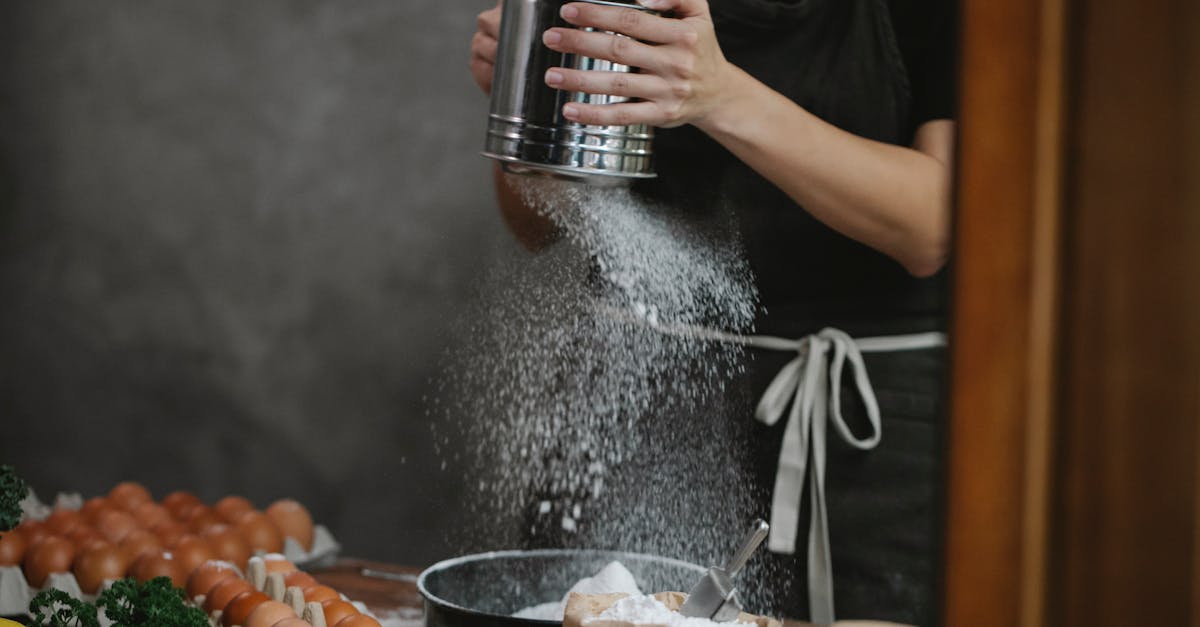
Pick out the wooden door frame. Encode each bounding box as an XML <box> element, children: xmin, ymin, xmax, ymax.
<box><xmin>941</xmin><ymin>0</ymin><xmax>1066</xmax><ymax>624</ymax></box>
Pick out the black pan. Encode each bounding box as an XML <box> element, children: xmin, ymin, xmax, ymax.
<box><xmin>418</xmin><ymin>549</ymin><xmax>706</xmax><ymax>627</ymax></box>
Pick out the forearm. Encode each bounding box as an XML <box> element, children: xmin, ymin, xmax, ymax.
<box><xmin>696</xmin><ymin>65</ymin><xmax>953</xmax><ymax>277</ymax></box>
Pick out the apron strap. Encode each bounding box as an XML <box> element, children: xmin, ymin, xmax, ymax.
<box><xmin>747</xmin><ymin>328</ymin><xmax>946</xmax><ymax>624</ymax></box>
<box><xmin>596</xmin><ymin>304</ymin><xmax>946</xmax><ymax>624</ymax></box>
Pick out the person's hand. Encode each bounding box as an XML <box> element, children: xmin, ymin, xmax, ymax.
<box><xmin>470</xmin><ymin>1</ymin><xmax>502</xmax><ymax>95</ymax></box>
<box><xmin>540</xmin><ymin>0</ymin><xmax>737</xmax><ymax>129</ymax></box>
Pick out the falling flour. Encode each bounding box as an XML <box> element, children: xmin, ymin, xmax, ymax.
<box><xmin>432</xmin><ymin>175</ymin><xmax>787</xmax><ymax>612</ymax></box>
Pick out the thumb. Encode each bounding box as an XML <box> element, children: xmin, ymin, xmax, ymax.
<box><xmin>637</xmin><ymin>0</ymin><xmax>710</xmax><ymax>19</ymax></box>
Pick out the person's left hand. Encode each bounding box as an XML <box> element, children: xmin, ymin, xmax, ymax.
<box><xmin>540</xmin><ymin>0</ymin><xmax>736</xmax><ymax>129</ymax></box>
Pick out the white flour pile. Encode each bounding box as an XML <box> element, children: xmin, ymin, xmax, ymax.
<box><xmin>433</xmin><ymin>176</ymin><xmax>786</xmax><ymax>611</ymax></box>
<box><xmin>514</xmin><ymin>561</ymin><xmax>642</xmax><ymax>620</ymax></box>
<box><xmin>586</xmin><ymin>595</ymin><xmax>751</xmax><ymax>627</ymax></box>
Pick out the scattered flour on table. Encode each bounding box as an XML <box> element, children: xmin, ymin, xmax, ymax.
<box><xmin>432</xmin><ymin>176</ymin><xmax>788</xmax><ymax>612</ymax></box>
<box><xmin>514</xmin><ymin>561</ymin><xmax>642</xmax><ymax>620</ymax></box>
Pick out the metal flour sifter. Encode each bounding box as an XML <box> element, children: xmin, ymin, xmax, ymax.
<box><xmin>483</xmin><ymin>0</ymin><xmax>658</xmax><ymax>185</ymax></box>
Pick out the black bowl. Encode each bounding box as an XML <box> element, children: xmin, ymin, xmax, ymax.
<box><xmin>418</xmin><ymin>549</ymin><xmax>706</xmax><ymax>627</ymax></box>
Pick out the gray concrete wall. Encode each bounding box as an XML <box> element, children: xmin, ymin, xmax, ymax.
<box><xmin>0</xmin><ymin>0</ymin><xmax>502</xmax><ymax>566</ymax></box>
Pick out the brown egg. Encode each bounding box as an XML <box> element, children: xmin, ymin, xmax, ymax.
<box><xmin>235</xmin><ymin>512</ymin><xmax>284</xmax><ymax>554</ymax></box>
<box><xmin>67</xmin><ymin>526</ymin><xmax>109</xmax><ymax>554</ymax></box>
<box><xmin>73</xmin><ymin>544</ymin><xmax>128</xmax><ymax>594</ymax></box>
<box><xmin>223</xmin><ymin>590</ymin><xmax>271</xmax><ymax>627</ymax></box>
<box><xmin>245</xmin><ymin>600</ymin><xmax>296</xmax><ymax>627</ymax></box>
<box><xmin>17</xmin><ymin>521</ymin><xmax>52</xmax><ymax>549</ymax></box>
<box><xmin>118</xmin><ymin>529</ymin><xmax>163</xmax><ymax>563</ymax></box>
<box><xmin>131</xmin><ymin>551</ymin><xmax>185</xmax><ymax>588</ymax></box>
<box><xmin>150</xmin><ymin>519</ymin><xmax>188</xmax><ymax>547</ymax></box>
<box><xmin>108</xmin><ymin>482</ymin><xmax>153</xmax><ymax>512</ymax></box>
<box><xmin>77</xmin><ymin>538</ymin><xmax>112</xmax><ymax>554</ymax></box>
<box><xmin>320</xmin><ymin>599</ymin><xmax>359</xmax><ymax>627</ymax></box>
<box><xmin>187</xmin><ymin>560</ymin><xmax>242</xmax><ymax>600</ymax></box>
<box><xmin>162</xmin><ymin>491</ymin><xmax>203</xmax><ymax>519</ymax></box>
<box><xmin>23</xmin><ymin>535</ymin><xmax>75</xmax><ymax>588</ymax></box>
<box><xmin>202</xmin><ymin>525</ymin><xmax>252</xmax><ymax>569</ymax></box>
<box><xmin>279</xmin><ymin>613</ymin><xmax>314</xmax><ymax>627</ymax></box>
<box><xmin>173</xmin><ymin>502</ymin><xmax>203</xmax><ymax>522</ymax></box>
<box><xmin>301</xmin><ymin>584</ymin><xmax>339</xmax><ymax>604</ymax></box>
<box><xmin>265</xmin><ymin>500</ymin><xmax>314</xmax><ymax>552</ymax></box>
<box><xmin>65</xmin><ymin>523</ymin><xmax>96</xmax><ymax>543</ymax></box>
<box><xmin>95</xmin><ymin>509</ymin><xmax>139</xmax><ymax>543</ymax></box>
<box><xmin>204</xmin><ymin>577</ymin><xmax>256</xmax><ymax>614</ymax></box>
<box><xmin>170</xmin><ymin>534</ymin><xmax>217</xmax><ymax>578</ymax></box>
<box><xmin>186</xmin><ymin>506</ymin><xmax>223</xmax><ymax>534</ymax></box>
<box><xmin>281</xmin><ymin>570</ymin><xmax>317</xmax><ymax>590</ymax></box>
<box><xmin>215</xmin><ymin>496</ymin><xmax>255</xmax><ymax>523</ymax></box>
<box><xmin>132</xmin><ymin>501</ymin><xmax>173</xmax><ymax>529</ymax></box>
<box><xmin>260</xmin><ymin>553</ymin><xmax>295</xmax><ymax>575</ymax></box>
<box><xmin>0</xmin><ymin>529</ymin><xmax>28</xmax><ymax>566</ymax></box>
<box><xmin>335</xmin><ymin>616</ymin><xmax>382</xmax><ymax>627</ymax></box>
<box><xmin>79</xmin><ymin>497</ymin><xmax>111</xmax><ymax>523</ymax></box>
<box><xmin>43</xmin><ymin>509</ymin><xmax>83</xmax><ymax>536</ymax></box>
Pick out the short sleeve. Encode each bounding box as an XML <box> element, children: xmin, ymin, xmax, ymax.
<box><xmin>889</xmin><ymin>0</ymin><xmax>958</xmax><ymax>128</ymax></box>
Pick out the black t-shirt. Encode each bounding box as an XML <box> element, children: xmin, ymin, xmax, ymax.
<box><xmin>632</xmin><ymin>0</ymin><xmax>957</xmax><ymax>334</ymax></box>
<box><xmin>888</xmin><ymin>0</ymin><xmax>958</xmax><ymax>129</ymax></box>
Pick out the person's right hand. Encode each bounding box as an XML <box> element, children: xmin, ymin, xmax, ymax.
<box><xmin>470</xmin><ymin>1</ymin><xmax>502</xmax><ymax>95</ymax></box>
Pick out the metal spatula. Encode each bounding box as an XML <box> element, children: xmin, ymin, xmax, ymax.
<box><xmin>679</xmin><ymin>519</ymin><xmax>770</xmax><ymax>622</ymax></box>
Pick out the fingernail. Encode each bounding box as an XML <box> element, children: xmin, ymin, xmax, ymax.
<box><xmin>637</xmin><ymin>0</ymin><xmax>667</xmax><ymax>7</ymax></box>
<box><xmin>560</xmin><ymin>4</ymin><xmax>579</xmax><ymax>19</ymax></box>
<box><xmin>543</xmin><ymin>30</ymin><xmax>562</xmax><ymax>46</ymax></box>
<box><xmin>563</xmin><ymin>104</ymin><xmax>580</xmax><ymax>119</ymax></box>
<box><xmin>546</xmin><ymin>70</ymin><xmax>564</xmax><ymax>86</ymax></box>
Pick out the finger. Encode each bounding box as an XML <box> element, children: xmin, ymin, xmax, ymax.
<box><xmin>636</xmin><ymin>0</ymin><xmax>710</xmax><ymax>19</ymax></box>
<box><xmin>545</xmin><ymin>67</ymin><xmax>670</xmax><ymax>101</ymax></box>
<box><xmin>559</xmin><ymin>3</ymin><xmax>690</xmax><ymax>45</ymax></box>
<box><xmin>472</xmin><ymin>31</ymin><xmax>499</xmax><ymax>63</ymax></box>
<box><xmin>543</xmin><ymin>28</ymin><xmax>665</xmax><ymax>73</ymax></box>
<box><xmin>477</xmin><ymin>5</ymin><xmax>501</xmax><ymax>39</ymax></box>
<box><xmin>470</xmin><ymin>58</ymin><xmax>494</xmax><ymax>94</ymax></box>
<box><xmin>561</xmin><ymin>101</ymin><xmax>666</xmax><ymax>127</ymax></box>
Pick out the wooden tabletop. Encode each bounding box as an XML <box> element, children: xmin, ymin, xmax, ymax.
<box><xmin>310</xmin><ymin>558</ymin><xmax>424</xmax><ymax>618</ymax></box>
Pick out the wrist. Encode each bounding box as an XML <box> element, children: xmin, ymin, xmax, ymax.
<box><xmin>693</xmin><ymin>62</ymin><xmax>758</xmax><ymax>138</ymax></box>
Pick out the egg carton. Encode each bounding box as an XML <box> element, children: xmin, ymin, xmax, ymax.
<box><xmin>199</xmin><ymin>561</ymin><xmax>375</xmax><ymax>627</ymax></box>
<box><xmin>1</xmin><ymin>491</ymin><xmax>342</xmax><ymax>617</ymax></box>
<box><xmin>0</xmin><ymin>567</ymin><xmax>93</xmax><ymax>619</ymax></box>
<box><xmin>1</xmin><ymin>562</ymin><xmax>376</xmax><ymax>627</ymax></box>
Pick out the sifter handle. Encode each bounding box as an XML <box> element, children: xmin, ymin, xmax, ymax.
<box><xmin>723</xmin><ymin>519</ymin><xmax>770</xmax><ymax>577</ymax></box>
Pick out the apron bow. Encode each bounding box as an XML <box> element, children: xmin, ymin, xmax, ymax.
<box><xmin>599</xmin><ymin>303</ymin><xmax>946</xmax><ymax>624</ymax></box>
<box><xmin>752</xmin><ymin>328</ymin><xmax>880</xmax><ymax>624</ymax></box>
<box><xmin>750</xmin><ymin>328</ymin><xmax>945</xmax><ymax>624</ymax></box>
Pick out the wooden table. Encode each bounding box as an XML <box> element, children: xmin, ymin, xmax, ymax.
<box><xmin>310</xmin><ymin>558</ymin><xmax>424</xmax><ymax>619</ymax></box>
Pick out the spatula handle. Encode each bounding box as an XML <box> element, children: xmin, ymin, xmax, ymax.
<box><xmin>723</xmin><ymin>519</ymin><xmax>770</xmax><ymax>577</ymax></box>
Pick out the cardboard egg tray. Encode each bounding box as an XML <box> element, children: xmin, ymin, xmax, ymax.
<box><xmin>0</xmin><ymin>491</ymin><xmax>342</xmax><ymax>618</ymax></box>
<box><xmin>197</xmin><ymin>558</ymin><xmax>374</xmax><ymax>627</ymax></box>
<box><xmin>1</xmin><ymin>555</ymin><xmax>370</xmax><ymax>627</ymax></box>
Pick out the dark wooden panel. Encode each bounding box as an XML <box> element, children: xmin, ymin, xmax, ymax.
<box><xmin>1051</xmin><ymin>0</ymin><xmax>1200</xmax><ymax>623</ymax></box>
<box><xmin>947</xmin><ymin>0</ymin><xmax>1200</xmax><ymax>623</ymax></box>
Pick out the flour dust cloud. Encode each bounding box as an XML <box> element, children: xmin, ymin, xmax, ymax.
<box><xmin>431</xmin><ymin>175</ymin><xmax>786</xmax><ymax>612</ymax></box>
